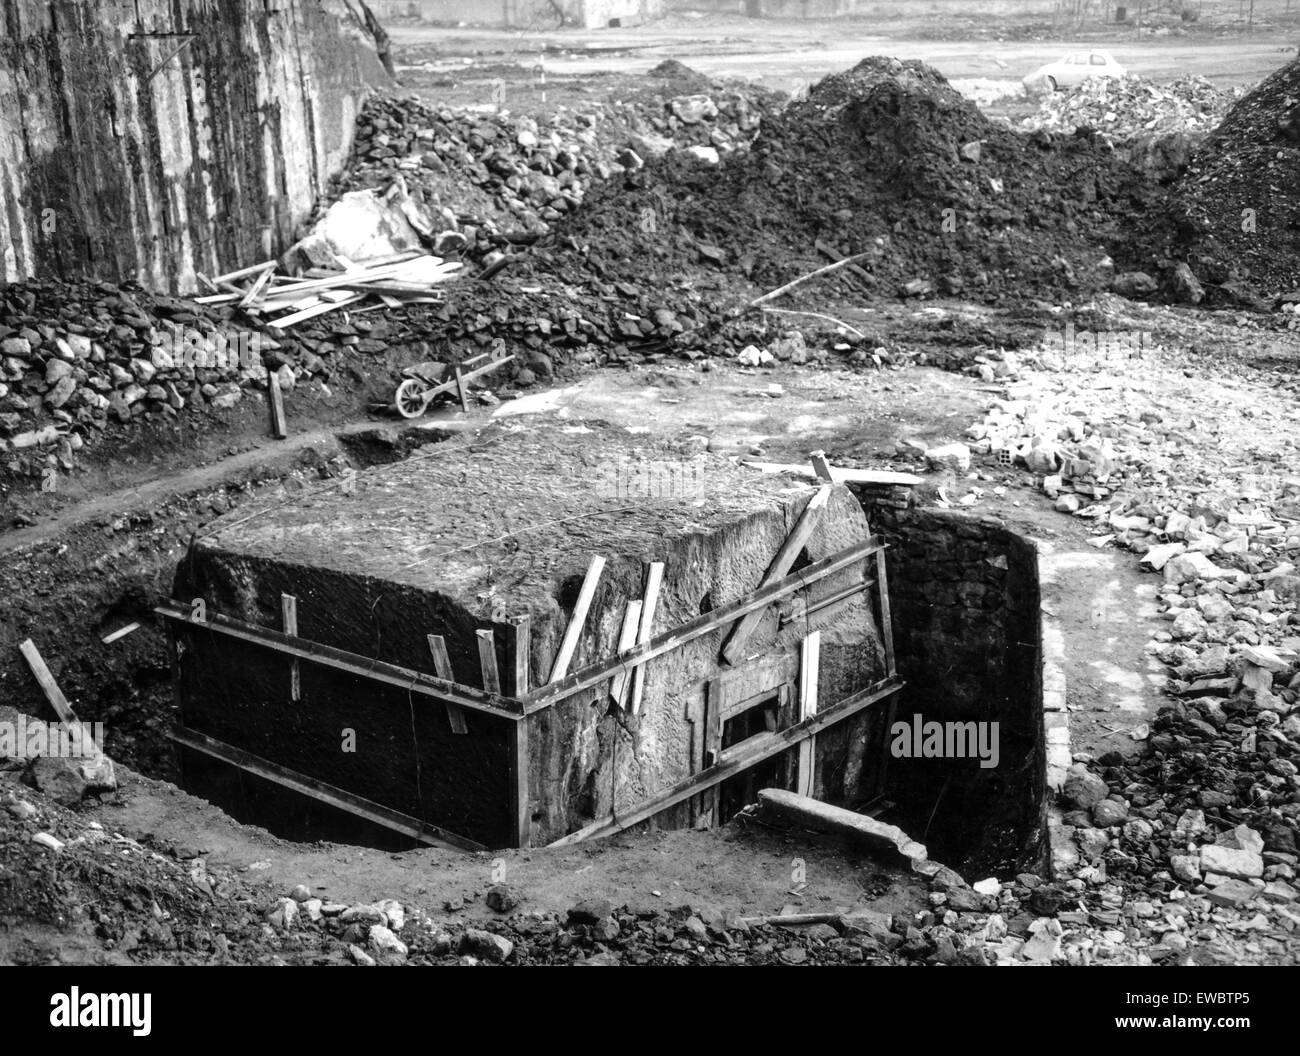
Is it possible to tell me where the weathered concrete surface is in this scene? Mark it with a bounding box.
[174,420,889,846]
[0,0,387,292]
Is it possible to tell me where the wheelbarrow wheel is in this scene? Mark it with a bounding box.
[394,378,430,419]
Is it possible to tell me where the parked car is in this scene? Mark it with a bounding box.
[1023,51,1127,92]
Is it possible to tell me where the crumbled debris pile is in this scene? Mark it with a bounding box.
[1167,57,1300,299]
[1020,75,1240,141]
[326,81,781,266]
[551,57,1167,307]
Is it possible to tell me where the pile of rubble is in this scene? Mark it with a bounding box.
[553,57,1168,309]
[326,82,780,266]
[1020,75,1240,141]
[1164,56,1300,300]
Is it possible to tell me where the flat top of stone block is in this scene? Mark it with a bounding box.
[194,421,831,609]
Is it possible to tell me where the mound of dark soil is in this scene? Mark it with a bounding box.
[1172,56,1300,298]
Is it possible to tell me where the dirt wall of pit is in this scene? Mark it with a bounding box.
[0,0,387,292]
[854,483,1047,876]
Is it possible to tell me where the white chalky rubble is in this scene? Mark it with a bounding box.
[952,329,1300,963]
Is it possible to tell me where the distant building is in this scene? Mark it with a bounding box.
[368,0,664,29]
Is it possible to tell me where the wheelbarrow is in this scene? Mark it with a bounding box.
[393,350,515,419]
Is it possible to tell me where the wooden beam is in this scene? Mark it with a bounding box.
[810,450,834,481]
[268,373,288,439]
[547,555,606,684]
[797,631,821,798]
[523,539,884,712]
[427,634,468,734]
[156,604,521,715]
[17,638,103,760]
[511,615,530,698]
[720,485,833,667]
[547,675,904,847]
[171,725,483,852]
[742,460,924,487]
[453,363,470,413]
[477,629,502,695]
[629,561,664,715]
[281,593,300,701]
[509,718,531,848]
[609,600,642,709]
[875,549,896,678]
[212,259,278,284]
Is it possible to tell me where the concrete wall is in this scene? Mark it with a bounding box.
[0,0,387,294]
[369,0,663,28]
[854,483,1047,875]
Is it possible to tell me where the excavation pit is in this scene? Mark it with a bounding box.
[161,423,1046,870]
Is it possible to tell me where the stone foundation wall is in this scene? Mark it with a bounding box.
[853,484,1047,874]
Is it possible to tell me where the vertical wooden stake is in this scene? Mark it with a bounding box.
[810,450,834,481]
[510,718,531,848]
[700,679,723,828]
[268,373,288,439]
[511,614,530,698]
[609,600,642,709]
[427,633,467,734]
[797,631,821,798]
[281,593,300,702]
[477,629,502,695]
[875,549,896,678]
[547,554,605,684]
[629,561,664,715]
[453,363,470,413]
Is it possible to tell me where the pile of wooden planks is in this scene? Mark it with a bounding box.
[193,250,462,330]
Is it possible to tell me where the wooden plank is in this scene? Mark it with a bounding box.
[629,561,664,715]
[18,638,76,723]
[171,725,483,852]
[509,718,531,848]
[270,292,365,329]
[547,555,606,684]
[17,638,102,760]
[547,675,904,847]
[720,485,833,667]
[700,679,723,826]
[523,539,884,712]
[212,259,278,284]
[609,600,642,709]
[876,549,896,677]
[428,634,467,734]
[810,450,834,481]
[156,604,520,715]
[452,363,470,413]
[477,629,502,695]
[511,615,530,698]
[742,460,924,487]
[238,263,276,307]
[268,374,288,440]
[797,631,821,798]
[281,593,300,701]
[101,622,140,644]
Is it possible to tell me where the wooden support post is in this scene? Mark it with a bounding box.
[720,485,832,666]
[17,638,104,760]
[268,373,288,439]
[797,631,821,798]
[510,718,531,848]
[609,600,642,709]
[477,629,501,695]
[875,549,896,678]
[281,593,300,702]
[810,450,834,481]
[453,363,470,413]
[700,679,723,827]
[511,615,530,698]
[427,633,468,734]
[547,554,606,684]
[629,561,664,715]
